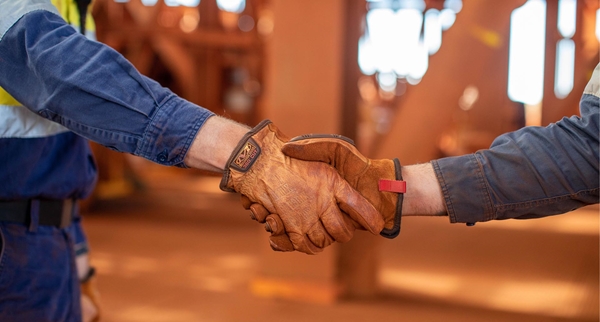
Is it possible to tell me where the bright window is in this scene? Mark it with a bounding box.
[554,39,575,98]
[596,9,600,41]
[216,0,245,13]
[165,0,200,7]
[508,0,547,105]
[554,0,577,99]
[557,0,577,38]
[359,0,461,86]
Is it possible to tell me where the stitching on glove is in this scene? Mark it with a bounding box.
[289,134,355,145]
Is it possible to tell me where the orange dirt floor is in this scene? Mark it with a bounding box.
[82,173,599,322]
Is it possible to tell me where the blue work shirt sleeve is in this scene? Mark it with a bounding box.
[0,8,214,167]
[432,64,600,224]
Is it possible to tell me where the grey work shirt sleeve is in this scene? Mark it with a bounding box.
[432,64,600,224]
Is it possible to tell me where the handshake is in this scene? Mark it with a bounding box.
[220,120,406,255]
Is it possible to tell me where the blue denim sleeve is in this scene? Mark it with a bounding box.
[432,64,600,223]
[0,9,215,167]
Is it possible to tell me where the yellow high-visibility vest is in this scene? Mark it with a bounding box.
[52,0,96,34]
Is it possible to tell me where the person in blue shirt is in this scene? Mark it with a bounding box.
[0,1,101,321]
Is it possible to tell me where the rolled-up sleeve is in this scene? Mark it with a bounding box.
[0,4,214,166]
[432,64,600,223]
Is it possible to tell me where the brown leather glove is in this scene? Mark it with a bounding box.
[284,134,405,237]
[221,120,384,254]
[240,194,294,251]
[245,134,405,252]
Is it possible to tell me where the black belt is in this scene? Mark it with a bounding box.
[0,199,74,228]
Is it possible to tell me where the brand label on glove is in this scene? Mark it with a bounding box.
[232,139,261,172]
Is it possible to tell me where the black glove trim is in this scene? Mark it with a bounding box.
[220,119,272,192]
[380,158,403,239]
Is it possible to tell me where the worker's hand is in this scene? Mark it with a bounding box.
[80,267,101,322]
[282,134,405,238]
[240,194,296,252]
[244,134,405,251]
[221,120,384,254]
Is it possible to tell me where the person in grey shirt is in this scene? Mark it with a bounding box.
[255,64,599,252]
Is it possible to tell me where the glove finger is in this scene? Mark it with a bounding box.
[240,195,253,209]
[282,137,368,177]
[289,233,323,255]
[306,220,335,249]
[269,234,295,252]
[319,204,355,243]
[265,215,286,235]
[335,181,384,235]
[249,203,270,223]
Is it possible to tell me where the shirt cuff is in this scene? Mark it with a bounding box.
[431,154,495,224]
[137,95,214,167]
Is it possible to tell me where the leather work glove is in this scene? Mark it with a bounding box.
[245,134,405,252]
[240,194,295,251]
[221,120,384,254]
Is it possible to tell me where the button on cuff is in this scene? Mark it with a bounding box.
[157,150,168,163]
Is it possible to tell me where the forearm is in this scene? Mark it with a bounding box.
[431,96,598,223]
[404,110,598,222]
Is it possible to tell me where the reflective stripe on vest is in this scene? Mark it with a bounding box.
[0,0,96,138]
[0,104,69,138]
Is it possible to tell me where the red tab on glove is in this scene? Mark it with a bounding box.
[378,179,406,194]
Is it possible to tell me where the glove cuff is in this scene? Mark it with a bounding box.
[220,119,272,192]
[379,158,404,239]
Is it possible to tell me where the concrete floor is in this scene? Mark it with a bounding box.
[82,172,599,322]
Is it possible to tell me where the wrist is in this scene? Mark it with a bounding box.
[184,116,250,171]
[402,163,447,216]
[219,120,276,193]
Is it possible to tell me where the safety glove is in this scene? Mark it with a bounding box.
[221,120,384,254]
[243,134,405,252]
